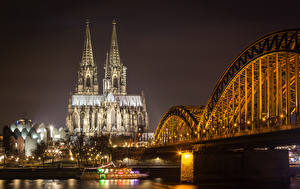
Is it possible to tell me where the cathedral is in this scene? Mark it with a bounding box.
[66,20,149,141]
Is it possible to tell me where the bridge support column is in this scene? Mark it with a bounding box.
[180,151,194,183]
[193,149,289,184]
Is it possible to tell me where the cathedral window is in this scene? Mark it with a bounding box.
[138,115,143,125]
[86,77,91,87]
[72,113,79,130]
[113,77,118,88]
[80,112,85,129]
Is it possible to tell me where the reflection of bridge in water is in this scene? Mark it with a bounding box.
[151,29,300,183]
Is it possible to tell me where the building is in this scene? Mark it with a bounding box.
[3,119,67,156]
[66,20,149,141]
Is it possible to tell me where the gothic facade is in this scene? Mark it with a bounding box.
[66,20,149,141]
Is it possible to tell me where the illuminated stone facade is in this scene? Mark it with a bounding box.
[66,20,148,140]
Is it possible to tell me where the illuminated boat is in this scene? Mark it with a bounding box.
[98,168,148,179]
[80,162,148,180]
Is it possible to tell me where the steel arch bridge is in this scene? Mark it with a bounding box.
[155,29,300,145]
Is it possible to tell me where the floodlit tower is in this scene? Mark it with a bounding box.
[103,19,127,95]
[76,19,99,95]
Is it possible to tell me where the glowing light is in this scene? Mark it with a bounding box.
[50,126,53,138]
[183,153,191,159]
[247,120,251,125]
[54,135,60,138]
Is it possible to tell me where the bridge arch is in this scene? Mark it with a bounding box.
[198,29,300,139]
[154,106,204,144]
[155,29,300,145]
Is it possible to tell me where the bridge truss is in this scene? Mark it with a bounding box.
[155,29,300,145]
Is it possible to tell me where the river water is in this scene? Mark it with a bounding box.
[0,179,300,189]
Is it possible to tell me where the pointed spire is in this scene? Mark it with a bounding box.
[109,19,121,66]
[81,18,94,66]
[105,51,110,78]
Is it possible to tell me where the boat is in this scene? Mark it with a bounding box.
[80,162,148,180]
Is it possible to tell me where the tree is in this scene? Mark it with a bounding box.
[70,134,112,167]
[33,141,47,167]
[89,135,110,165]
[70,134,85,167]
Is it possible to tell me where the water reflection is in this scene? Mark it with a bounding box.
[97,179,140,188]
[174,185,197,189]
[44,180,63,189]
[67,179,77,189]
[35,179,43,189]
[0,179,182,189]
[1,179,299,189]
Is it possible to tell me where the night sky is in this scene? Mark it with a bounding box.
[0,0,299,132]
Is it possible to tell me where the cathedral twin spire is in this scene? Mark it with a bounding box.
[75,19,98,95]
[109,19,121,67]
[81,19,94,66]
[77,19,127,96]
[104,19,127,95]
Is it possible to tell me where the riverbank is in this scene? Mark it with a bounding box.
[0,168,81,179]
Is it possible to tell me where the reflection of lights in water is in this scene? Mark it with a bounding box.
[0,180,4,189]
[67,179,77,188]
[6,179,202,189]
[97,179,139,187]
[174,185,198,189]
[44,180,63,189]
[24,180,31,188]
[12,179,21,189]
[133,179,139,185]
[35,179,43,189]
[99,179,105,186]
[117,179,123,186]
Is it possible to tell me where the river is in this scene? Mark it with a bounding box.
[1,179,300,189]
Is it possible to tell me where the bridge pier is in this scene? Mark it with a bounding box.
[189,149,290,184]
[180,152,194,182]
